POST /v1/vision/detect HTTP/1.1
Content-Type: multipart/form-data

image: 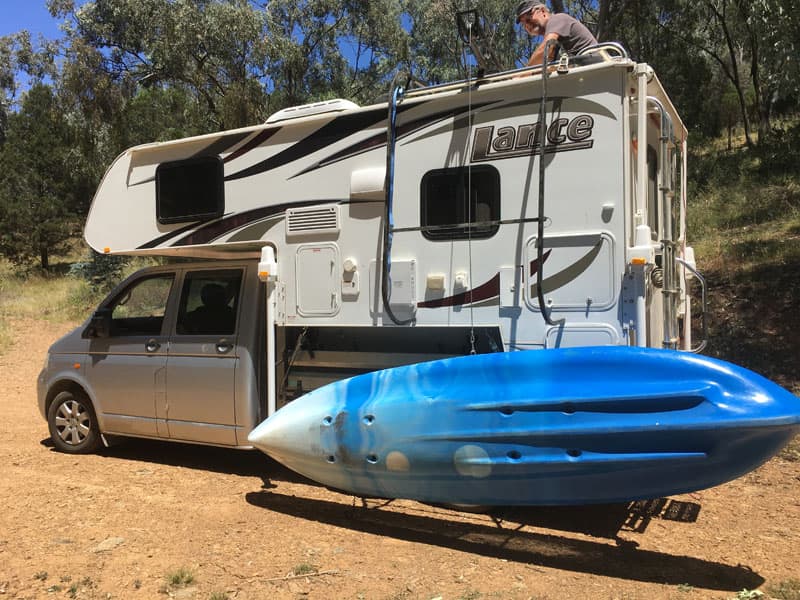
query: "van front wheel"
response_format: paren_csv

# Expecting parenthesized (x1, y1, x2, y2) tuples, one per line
(47, 390, 102, 454)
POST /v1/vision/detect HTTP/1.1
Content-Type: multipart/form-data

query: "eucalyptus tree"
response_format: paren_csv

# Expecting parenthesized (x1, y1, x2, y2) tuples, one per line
(628, 0, 800, 145)
(402, 0, 529, 84)
(262, 0, 355, 108)
(49, 0, 270, 130)
(734, 0, 800, 140)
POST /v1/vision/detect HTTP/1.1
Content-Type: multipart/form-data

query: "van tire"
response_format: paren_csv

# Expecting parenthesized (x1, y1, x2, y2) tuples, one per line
(47, 390, 102, 454)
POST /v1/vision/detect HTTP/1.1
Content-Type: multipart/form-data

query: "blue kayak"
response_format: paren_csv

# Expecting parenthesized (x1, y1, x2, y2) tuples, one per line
(248, 347, 800, 505)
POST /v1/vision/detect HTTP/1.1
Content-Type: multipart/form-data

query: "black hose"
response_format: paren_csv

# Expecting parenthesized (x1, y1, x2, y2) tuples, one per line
(381, 72, 414, 326)
(535, 40, 565, 328)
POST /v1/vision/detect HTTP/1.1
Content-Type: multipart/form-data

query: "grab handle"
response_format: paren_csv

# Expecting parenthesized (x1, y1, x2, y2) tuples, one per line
(676, 258, 708, 353)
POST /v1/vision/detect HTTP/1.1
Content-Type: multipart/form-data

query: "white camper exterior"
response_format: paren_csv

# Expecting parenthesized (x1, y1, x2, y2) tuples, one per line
(40, 49, 704, 451)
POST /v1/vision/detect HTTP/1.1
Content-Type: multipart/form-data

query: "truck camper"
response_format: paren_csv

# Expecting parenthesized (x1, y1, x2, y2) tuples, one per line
(38, 44, 706, 456)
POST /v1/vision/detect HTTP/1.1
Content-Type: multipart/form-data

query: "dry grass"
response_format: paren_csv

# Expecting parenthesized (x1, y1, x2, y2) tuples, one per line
(0, 251, 158, 355)
(0, 260, 95, 323)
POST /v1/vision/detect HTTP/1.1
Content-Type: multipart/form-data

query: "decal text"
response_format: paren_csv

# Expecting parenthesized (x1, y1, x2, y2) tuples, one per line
(471, 115, 595, 162)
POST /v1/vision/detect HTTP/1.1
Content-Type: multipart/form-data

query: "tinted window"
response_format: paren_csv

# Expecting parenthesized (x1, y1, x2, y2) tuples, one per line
(156, 156, 224, 224)
(110, 275, 174, 336)
(420, 166, 500, 240)
(176, 269, 243, 336)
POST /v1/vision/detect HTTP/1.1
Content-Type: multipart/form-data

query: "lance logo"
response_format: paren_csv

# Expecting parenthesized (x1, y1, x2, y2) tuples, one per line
(471, 115, 595, 162)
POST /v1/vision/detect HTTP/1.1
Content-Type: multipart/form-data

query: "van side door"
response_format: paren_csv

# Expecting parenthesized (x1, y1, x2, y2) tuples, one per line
(87, 272, 175, 437)
(163, 267, 244, 445)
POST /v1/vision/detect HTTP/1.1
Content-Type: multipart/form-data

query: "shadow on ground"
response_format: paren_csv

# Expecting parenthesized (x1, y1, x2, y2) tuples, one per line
(40, 436, 311, 483)
(245, 490, 762, 591)
(490, 496, 701, 540)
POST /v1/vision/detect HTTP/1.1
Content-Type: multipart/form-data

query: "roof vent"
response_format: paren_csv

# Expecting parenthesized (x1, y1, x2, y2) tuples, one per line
(266, 99, 359, 124)
(286, 205, 340, 238)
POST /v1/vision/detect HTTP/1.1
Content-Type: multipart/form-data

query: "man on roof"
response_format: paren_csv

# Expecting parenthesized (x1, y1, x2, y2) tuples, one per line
(516, 1, 597, 66)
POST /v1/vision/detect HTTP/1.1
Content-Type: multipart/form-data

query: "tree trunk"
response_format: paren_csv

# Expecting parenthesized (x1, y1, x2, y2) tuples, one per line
(40, 245, 49, 271)
(728, 115, 732, 151)
(710, 0, 754, 147)
(596, 0, 610, 41)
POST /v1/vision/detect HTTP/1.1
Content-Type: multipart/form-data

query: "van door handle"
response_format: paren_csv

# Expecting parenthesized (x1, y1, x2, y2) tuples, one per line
(216, 341, 233, 354)
(145, 339, 161, 352)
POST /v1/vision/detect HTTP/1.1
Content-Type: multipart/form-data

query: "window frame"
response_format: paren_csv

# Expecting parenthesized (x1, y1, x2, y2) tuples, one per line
(155, 155, 225, 225)
(174, 268, 245, 336)
(419, 165, 501, 241)
(106, 273, 176, 337)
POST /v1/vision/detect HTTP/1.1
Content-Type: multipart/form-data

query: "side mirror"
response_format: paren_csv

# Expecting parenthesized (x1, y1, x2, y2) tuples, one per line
(82, 308, 112, 339)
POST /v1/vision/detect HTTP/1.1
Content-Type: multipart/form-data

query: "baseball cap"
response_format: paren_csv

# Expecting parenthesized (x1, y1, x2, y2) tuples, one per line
(516, 0, 545, 22)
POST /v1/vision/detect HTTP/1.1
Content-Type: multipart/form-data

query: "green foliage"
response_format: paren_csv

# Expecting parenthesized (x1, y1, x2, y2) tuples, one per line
(686, 122, 800, 383)
(0, 84, 82, 270)
(68, 250, 129, 293)
(61, 0, 270, 129)
(292, 563, 318, 576)
(165, 567, 195, 587)
(403, 0, 529, 83)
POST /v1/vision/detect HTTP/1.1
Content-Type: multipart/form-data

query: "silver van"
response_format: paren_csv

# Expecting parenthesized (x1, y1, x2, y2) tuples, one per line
(38, 260, 265, 453)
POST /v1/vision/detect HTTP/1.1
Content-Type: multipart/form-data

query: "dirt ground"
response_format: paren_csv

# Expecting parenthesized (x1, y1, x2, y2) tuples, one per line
(1, 317, 798, 600)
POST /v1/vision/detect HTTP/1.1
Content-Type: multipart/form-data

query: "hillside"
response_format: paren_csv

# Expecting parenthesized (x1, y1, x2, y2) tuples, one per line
(688, 126, 800, 395)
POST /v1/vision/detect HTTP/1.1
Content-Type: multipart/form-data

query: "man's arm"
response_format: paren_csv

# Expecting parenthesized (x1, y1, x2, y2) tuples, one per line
(527, 32, 560, 66)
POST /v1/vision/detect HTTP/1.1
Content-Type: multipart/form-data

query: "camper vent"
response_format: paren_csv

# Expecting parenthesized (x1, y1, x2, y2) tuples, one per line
(266, 99, 359, 124)
(286, 205, 340, 238)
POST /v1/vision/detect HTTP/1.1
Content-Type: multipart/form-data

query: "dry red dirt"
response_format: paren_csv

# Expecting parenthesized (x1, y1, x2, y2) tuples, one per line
(1, 317, 798, 600)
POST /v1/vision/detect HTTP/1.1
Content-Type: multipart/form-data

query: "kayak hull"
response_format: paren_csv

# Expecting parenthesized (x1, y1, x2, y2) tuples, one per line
(248, 347, 800, 505)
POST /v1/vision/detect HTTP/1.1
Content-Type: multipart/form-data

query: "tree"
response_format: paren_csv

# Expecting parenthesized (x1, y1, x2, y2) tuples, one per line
(50, 0, 270, 129)
(0, 85, 79, 270)
(735, 0, 800, 141)
(1, 32, 59, 145)
(403, 0, 529, 84)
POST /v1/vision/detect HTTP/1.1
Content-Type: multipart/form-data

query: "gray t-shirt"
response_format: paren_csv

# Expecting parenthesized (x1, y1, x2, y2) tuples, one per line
(545, 13, 597, 55)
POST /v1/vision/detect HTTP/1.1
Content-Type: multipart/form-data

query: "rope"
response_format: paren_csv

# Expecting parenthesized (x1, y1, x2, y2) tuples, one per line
(467, 22, 476, 354)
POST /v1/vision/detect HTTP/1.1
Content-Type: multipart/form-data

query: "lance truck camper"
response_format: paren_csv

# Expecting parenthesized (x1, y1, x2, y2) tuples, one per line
(38, 45, 707, 455)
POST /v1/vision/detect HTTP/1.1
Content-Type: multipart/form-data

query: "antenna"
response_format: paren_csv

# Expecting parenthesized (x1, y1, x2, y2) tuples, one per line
(455, 9, 504, 74)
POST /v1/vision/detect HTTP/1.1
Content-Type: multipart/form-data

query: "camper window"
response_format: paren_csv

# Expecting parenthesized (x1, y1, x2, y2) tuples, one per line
(175, 269, 243, 336)
(420, 165, 500, 240)
(156, 156, 225, 224)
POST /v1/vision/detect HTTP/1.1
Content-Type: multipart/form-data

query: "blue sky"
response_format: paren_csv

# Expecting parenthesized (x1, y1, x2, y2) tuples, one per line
(1, 1, 66, 39)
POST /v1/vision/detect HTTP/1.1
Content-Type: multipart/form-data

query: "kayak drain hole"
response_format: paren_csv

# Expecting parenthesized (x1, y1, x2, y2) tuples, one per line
(322, 416, 333, 425)
(507, 450, 522, 460)
(500, 407, 514, 416)
(562, 403, 576, 415)
(363, 415, 375, 425)
(566, 449, 582, 458)
(366, 454, 378, 464)
(326, 455, 336, 463)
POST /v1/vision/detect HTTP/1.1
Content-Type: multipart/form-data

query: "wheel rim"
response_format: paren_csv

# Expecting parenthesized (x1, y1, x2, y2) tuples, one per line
(54, 400, 92, 446)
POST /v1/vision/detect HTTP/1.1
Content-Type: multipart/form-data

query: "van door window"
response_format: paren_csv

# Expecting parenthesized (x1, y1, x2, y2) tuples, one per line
(110, 275, 174, 336)
(176, 270, 243, 335)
